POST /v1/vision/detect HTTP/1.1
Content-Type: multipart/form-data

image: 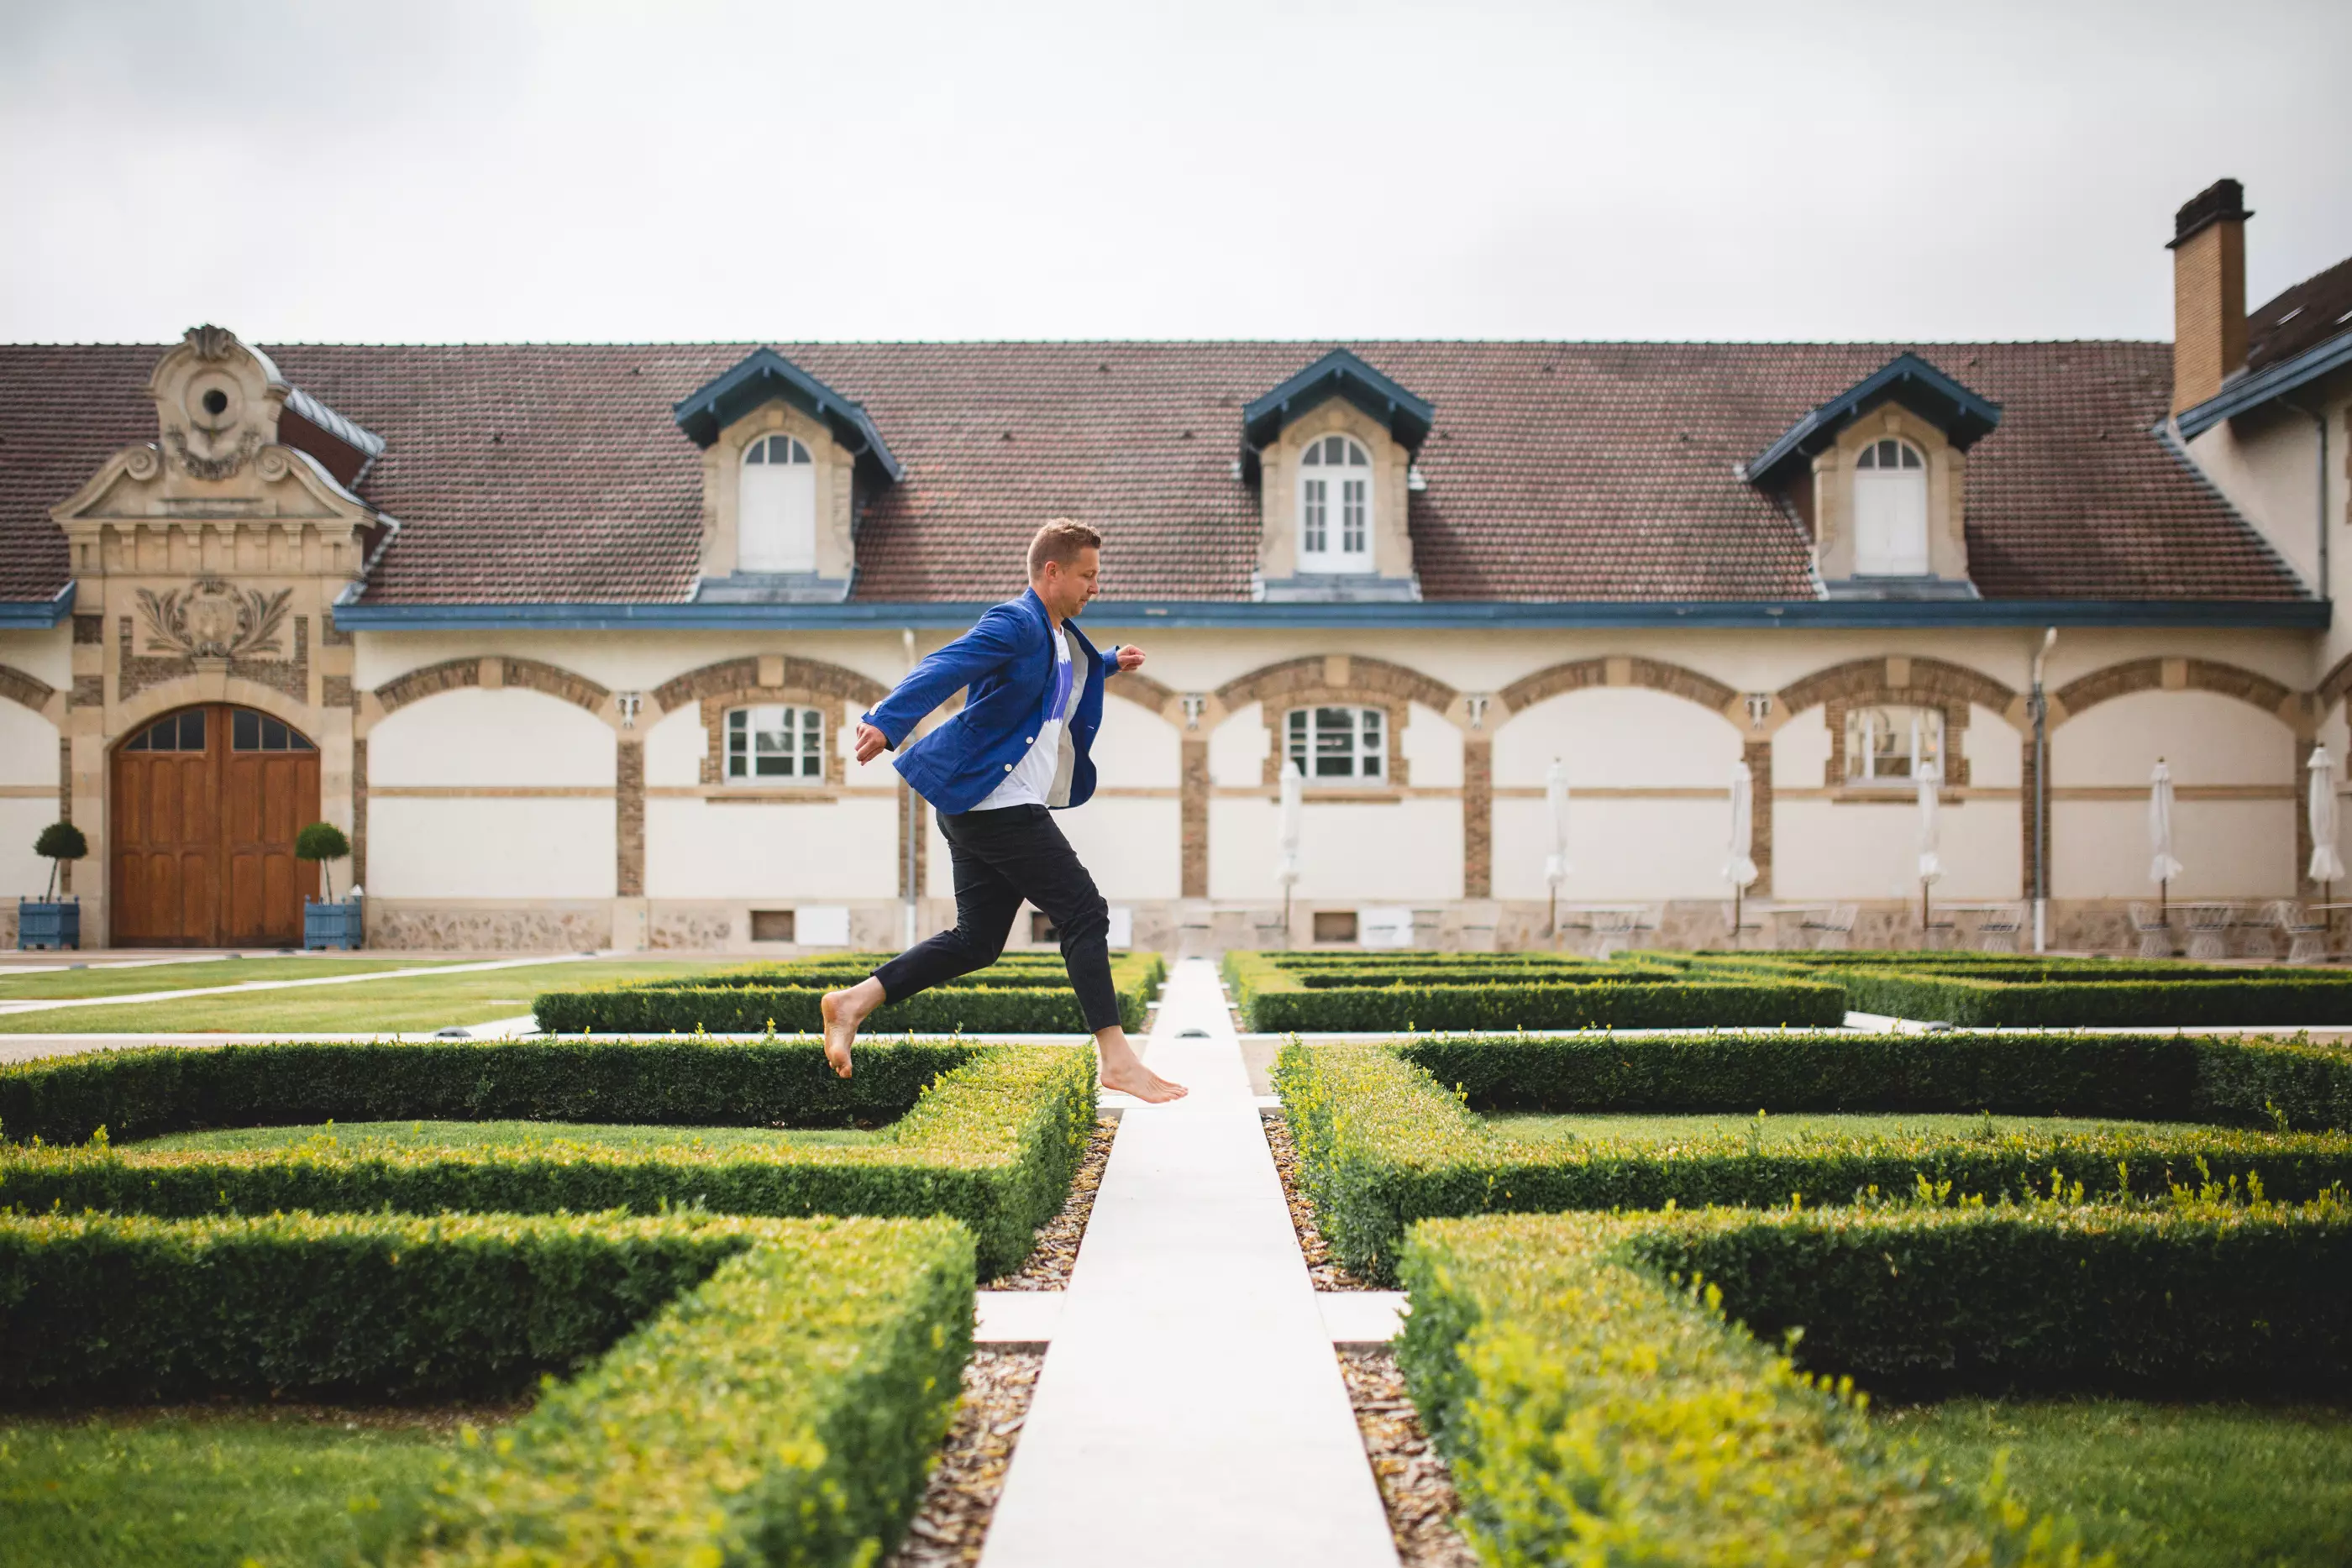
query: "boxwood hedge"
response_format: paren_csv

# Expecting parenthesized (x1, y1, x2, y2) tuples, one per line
(1275, 1033, 2352, 1279)
(1224, 950, 1844, 1031)
(1646, 948, 2352, 1026)
(1, 1210, 973, 1568)
(535, 951, 1165, 1035)
(0, 1039, 1091, 1277)
(1398, 1198, 2352, 1565)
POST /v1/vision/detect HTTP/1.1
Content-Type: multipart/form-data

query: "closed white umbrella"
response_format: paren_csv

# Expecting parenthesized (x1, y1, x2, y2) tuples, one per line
(2309, 745, 2344, 884)
(1725, 757, 1759, 940)
(1916, 758, 1944, 936)
(2149, 758, 2184, 911)
(1277, 758, 1304, 929)
(1544, 758, 1572, 936)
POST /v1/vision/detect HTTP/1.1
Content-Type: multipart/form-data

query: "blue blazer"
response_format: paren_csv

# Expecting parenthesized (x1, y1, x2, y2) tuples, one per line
(864, 590, 1123, 815)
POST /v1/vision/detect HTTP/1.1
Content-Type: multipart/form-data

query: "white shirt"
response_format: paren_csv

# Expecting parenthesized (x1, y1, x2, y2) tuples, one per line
(975, 625, 1074, 810)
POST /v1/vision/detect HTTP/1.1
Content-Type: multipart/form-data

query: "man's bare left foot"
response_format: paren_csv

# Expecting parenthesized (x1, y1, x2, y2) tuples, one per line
(819, 989, 862, 1078)
(1100, 1060, 1188, 1103)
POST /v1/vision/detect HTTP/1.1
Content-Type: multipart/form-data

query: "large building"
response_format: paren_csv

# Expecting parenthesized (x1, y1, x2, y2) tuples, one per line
(3, 179, 2347, 955)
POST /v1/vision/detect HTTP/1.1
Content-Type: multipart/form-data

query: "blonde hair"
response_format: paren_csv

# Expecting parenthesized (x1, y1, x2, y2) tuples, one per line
(1028, 517, 1102, 578)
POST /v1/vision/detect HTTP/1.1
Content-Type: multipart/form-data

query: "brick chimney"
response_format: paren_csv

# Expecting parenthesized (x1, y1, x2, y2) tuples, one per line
(2168, 178, 2252, 416)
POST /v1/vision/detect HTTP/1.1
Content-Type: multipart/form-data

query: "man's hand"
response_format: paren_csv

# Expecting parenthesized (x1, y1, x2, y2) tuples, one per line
(854, 721, 890, 764)
(1116, 645, 1147, 674)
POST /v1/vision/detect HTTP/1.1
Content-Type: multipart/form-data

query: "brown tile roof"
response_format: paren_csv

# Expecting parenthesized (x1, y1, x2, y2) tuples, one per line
(2247, 254, 2352, 375)
(0, 338, 2306, 606)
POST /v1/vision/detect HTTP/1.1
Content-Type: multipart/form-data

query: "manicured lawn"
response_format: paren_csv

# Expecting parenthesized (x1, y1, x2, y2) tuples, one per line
(1880, 1397, 2352, 1568)
(0, 960, 725, 1035)
(0, 1405, 480, 1567)
(0, 957, 454, 1003)
(133, 1119, 890, 1156)
(1484, 1109, 2166, 1149)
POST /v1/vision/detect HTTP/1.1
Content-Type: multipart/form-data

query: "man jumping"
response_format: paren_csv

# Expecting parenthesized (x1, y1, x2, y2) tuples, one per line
(820, 519, 1189, 1104)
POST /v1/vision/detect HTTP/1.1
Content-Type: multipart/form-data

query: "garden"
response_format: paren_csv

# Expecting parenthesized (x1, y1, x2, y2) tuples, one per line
(1272, 967, 2352, 1565)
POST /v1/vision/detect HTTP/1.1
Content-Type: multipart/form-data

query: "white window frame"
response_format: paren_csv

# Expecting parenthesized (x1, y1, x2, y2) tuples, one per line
(1286, 705, 1385, 782)
(1844, 704, 1942, 784)
(1297, 433, 1373, 574)
(739, 433, 816, 573)
(726, 704, 826, 784)
(1851, 436, 1929, 576)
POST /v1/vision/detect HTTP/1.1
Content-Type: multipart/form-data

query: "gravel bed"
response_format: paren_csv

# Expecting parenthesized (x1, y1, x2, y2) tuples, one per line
(986, 1114, 1116, 1290)
(883, 1348, 1045, 1567)
(1261, 1109, 1378, 1291)
(1339, 1347, 1478, 1567)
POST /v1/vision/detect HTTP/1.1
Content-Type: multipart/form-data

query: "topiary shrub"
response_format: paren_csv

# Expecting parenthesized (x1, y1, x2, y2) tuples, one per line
(293, 820, 352, 899)
(32, 821, 86, 900)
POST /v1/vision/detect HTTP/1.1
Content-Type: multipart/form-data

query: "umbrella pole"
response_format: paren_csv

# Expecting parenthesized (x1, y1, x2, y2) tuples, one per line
(1732, 886, 1742, 946)
(1920, 880, 1929, 946)
(1549, 886, 1558, 941)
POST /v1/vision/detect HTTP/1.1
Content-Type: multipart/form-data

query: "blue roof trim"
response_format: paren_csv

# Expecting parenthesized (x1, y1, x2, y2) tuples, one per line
(1241, 349, 1436, 452)
(1746, 353, 2003, 489)
(671, 349, 905, 480)
(2178, 332, 2352, 440)
(0, 583, 75, 629)
(328, 594, 2326, 633)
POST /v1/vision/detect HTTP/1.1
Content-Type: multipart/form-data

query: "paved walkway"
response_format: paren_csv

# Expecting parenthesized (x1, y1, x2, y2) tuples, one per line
(979, 958, 1398, 1568)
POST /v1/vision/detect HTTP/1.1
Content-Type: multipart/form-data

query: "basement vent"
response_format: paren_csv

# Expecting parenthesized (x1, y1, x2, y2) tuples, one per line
(750, 910, 795, 942)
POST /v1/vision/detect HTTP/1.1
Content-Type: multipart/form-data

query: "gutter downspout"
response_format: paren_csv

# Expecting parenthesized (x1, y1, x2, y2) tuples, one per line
(2281, 397, 2331, 601)
(2031, 627, 2057, 952)
(902, 627, 919, 947)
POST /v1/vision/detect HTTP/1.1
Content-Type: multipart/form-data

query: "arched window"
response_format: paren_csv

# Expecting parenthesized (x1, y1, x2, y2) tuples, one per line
(740, 434, 816, 573)
(1298, 434, 1372, 574)
(1852, 438, 1928, 576)
(1844, 704, 1941, 783)
(1287, 705, 1383, 780)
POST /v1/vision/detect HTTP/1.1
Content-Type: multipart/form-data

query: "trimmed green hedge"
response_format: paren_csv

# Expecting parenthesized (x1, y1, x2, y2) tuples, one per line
(0, 1036, 967, 1146)
(1274, 1036, 2352, 1279)
(1614, 1198, 2352, 1400)
(0, 1041, 1092, 1277)
(1642, 948, 2352, 1026)
(1396, 1209, 2087, 1565)
(1224, 950, 1844, 1031)
(1, 1210, 974, 1567)
(536, 951, 1166, 1034)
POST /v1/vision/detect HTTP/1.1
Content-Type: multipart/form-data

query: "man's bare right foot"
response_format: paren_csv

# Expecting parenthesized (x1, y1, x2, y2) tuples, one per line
(819, 989, 862, 1078)
(1100, 1060, 1188, 1104)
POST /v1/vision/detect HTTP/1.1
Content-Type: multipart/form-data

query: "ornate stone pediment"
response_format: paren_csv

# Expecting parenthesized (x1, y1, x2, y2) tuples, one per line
(134, 579, 292, 659)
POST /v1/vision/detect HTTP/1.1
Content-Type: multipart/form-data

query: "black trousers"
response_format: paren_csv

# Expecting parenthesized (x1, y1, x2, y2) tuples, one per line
(872, 803, 1121, 1034)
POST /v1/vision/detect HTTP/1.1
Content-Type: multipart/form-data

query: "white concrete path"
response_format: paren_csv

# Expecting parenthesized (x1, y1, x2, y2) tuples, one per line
(979, 958, 1397, 1568)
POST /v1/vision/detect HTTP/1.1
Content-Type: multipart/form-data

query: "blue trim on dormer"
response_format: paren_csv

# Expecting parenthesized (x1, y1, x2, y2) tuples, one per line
(1241, 349, 1436, 454)
(671, 349, 905, 480)
(1745, 353, 2003, 490)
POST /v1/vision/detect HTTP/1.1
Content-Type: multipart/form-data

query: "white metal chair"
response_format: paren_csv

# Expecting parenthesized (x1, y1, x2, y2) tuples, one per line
(1798, 904, 1858, 951)
(2271, 899, 2330, 965)
(1589, 905, 1657, 960)
(1974, 902, 2028, 953)
(2184, 902, 2236, 962)
(2128, 902, 2175, 959)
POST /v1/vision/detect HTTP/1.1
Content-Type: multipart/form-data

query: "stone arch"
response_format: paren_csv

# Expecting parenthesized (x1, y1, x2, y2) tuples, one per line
(1772, 655, 2020, 789)
(651, 654, 888, 716)
(1212, 653, 1460, 788)
(110, 674, 319, 743)
(370, 655, 613, 729)
(1498, 655, 1739, 721)
(0, 663, 58, 718)
(2055, 657, 2306, 733)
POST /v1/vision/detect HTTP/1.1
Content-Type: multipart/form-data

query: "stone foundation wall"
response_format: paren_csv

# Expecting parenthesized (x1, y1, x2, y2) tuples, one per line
(365, 901, 614, 952)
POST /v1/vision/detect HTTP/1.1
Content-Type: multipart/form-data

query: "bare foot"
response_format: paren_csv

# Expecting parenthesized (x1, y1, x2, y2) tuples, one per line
(1100, 1059, 1189, 1104)
(819, 988, 864, 1078)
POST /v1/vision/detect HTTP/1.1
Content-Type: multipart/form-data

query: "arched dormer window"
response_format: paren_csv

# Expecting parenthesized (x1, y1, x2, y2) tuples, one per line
(1852, 438, 1928, 576)
(741, 434, 816, 572)
(1298, 434, 1372, 574)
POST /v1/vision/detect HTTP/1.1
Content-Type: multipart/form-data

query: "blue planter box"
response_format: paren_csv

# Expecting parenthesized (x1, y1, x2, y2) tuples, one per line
(305, 897, 364, 951)
(18, 899, 81, 952)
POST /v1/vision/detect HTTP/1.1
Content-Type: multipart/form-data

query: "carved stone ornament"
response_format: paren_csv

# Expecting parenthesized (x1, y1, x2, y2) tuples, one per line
(165, 427, 261, 480)
(135, 578, 292, 659)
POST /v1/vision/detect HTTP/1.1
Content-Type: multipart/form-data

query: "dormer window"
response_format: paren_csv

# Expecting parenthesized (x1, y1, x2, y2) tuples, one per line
(1852, 438, 1928, 576)
(1298, 435, 1372, 574)
(741, 434, 816, 572)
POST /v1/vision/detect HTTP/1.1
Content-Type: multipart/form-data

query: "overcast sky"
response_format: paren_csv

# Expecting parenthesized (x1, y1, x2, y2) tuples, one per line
(3, 0, 2348, 346)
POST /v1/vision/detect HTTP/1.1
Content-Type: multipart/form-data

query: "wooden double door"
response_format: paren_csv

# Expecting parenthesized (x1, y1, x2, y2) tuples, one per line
(110, 704, 320, 947)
